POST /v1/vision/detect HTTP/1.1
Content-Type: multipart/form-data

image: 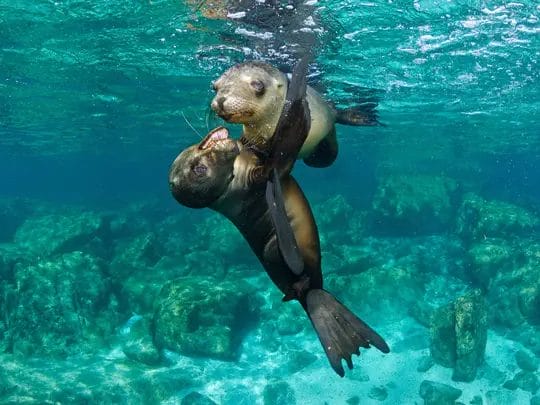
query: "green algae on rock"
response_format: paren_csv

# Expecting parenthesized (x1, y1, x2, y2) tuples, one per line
(325, 265, 422, 320)
(3, 251, 117, 357)
(456, 193, 539, 244)
(121, 316, 161, 366)
(14, 211, 109, 257)
(153, 277, 260, 360)
(467, 238, 516, 287)
(429, 289, 488, 382)
(487, 241, 540, 328)
(371, 174, 460, 235)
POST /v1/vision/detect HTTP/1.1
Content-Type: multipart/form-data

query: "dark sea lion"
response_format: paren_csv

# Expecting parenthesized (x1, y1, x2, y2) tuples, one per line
(169, 59, 389, 376)
(211, 60, 379, 168)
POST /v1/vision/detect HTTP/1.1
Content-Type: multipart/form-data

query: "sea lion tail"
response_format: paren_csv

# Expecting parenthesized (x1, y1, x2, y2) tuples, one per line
(335, 103, 381, 127)
(305, 289, 390, 377)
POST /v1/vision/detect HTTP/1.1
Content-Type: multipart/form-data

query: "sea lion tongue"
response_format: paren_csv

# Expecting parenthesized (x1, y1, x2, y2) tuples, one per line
(199, 126, 229, 150)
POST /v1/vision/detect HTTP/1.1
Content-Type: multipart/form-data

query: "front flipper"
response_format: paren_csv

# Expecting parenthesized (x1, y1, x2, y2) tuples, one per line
(262, 56, 311, 278)
(266, 55, 312, 176)
(265, 168, 304, 276)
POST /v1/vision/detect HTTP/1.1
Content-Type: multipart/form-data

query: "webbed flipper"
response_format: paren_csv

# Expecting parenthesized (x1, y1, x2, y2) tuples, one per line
(266, 55, 312, 176)
(263, 56, 312, 277)
(265, 168, 304, 276)
(306, 289, 390, 377)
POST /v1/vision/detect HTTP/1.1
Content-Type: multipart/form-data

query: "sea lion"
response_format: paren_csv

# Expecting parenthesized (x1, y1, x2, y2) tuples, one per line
(211, 60, 379, 168)
(169, 59, 389, 376)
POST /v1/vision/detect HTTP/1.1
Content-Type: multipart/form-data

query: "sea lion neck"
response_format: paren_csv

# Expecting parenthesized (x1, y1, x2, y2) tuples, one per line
(241, 103, 284, 147)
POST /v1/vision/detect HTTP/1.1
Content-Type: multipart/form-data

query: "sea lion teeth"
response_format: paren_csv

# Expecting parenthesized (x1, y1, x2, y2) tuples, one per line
(199, 127, 229, 150)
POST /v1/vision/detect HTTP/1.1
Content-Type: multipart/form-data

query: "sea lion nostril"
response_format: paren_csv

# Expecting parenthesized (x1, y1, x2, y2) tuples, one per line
(217, 96, 226, 110)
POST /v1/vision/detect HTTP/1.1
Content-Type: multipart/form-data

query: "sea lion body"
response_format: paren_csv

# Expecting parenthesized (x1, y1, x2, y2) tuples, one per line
(169, 126, 389, 376)
(170, 58, 388, 377)
(211, 61, 339, 167)
(168, 128, 321, 298)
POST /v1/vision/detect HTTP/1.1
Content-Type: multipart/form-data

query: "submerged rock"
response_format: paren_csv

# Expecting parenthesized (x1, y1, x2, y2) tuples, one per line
(417, 356, 435, 372)
(153, 277, 260, 360)
(516, 349, 539, 372)
(419, 380, 462, 405)
(430, 304, 456, 367)
(503, 370, 540, 394)
(110, 232, 162, 280)
(182, 391, 217, 405)
(488, 242, 540, 327)
(312, 194, 364, 245)
(14, 211, 108, 257)
(368, 386, 388, 401)
(371, 174, 459, 235)
(467, 238, 515, 287)
(456, 193, 539, 244)
(325, 265, 423, 320)
(485, 389, 522, 405)
(132, 370, 196, 403)
(286, 350, 318, 374)
(3, 251, 117, 357)
(263, 380, 296, 405)
(121, 316, 160, 366)
(430, 289, 488, 382)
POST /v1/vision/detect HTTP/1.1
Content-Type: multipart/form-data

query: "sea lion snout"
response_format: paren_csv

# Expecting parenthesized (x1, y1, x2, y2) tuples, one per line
(211, 96, 225, 115)
(169, 130, 240, 209)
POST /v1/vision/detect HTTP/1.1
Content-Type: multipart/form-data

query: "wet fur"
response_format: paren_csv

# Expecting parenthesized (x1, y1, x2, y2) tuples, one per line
(211, 61, 338, 167)
(169, 136, 389, 376)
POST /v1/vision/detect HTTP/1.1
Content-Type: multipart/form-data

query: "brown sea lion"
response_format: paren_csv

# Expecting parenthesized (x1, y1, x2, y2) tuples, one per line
(211, 60, 379, 168)
(169, 59, 389, 376)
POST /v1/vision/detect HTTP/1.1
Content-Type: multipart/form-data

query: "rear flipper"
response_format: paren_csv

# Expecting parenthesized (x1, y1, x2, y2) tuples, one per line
(305, 289, 390, 377)
(336, 102, 380, 126)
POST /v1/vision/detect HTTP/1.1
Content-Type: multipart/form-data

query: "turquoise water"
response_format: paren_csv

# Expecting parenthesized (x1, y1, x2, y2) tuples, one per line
(1, 0, 539, 403)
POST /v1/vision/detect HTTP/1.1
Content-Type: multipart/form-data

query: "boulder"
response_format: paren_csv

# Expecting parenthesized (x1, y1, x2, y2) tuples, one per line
(122, 316, 161, 365)
(419, 380, 462, 405)
(182, 392, 217, 405)
(14, 211, 108, 257)
(516, 349, 539, 372)
(263, 380, 296, 405)
(503, 371, 539, 394)
(153, 277, 260, 360)
(488, 246, 540, 327)
(371, 174, 459, 235)
(3, 251, 116, 357)
(467, 238, 514, 287)
(456, 193, 539, 244)
(430, 290, 487, 381)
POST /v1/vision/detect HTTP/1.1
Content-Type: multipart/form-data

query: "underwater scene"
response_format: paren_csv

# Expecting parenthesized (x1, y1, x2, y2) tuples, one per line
(1, 0, 539, 403)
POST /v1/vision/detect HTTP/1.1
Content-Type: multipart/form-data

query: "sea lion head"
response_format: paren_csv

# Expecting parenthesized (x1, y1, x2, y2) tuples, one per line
(169, 127, 239, 208)
(211, 61, 287, 125)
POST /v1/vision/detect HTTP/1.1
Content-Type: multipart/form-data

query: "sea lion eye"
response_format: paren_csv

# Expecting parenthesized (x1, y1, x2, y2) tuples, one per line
(250, 80, 265, 96)
(192, 164, 207, 176)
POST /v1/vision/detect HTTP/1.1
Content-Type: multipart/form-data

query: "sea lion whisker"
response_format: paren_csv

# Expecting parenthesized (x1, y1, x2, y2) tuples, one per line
(181, 110, 203, 139)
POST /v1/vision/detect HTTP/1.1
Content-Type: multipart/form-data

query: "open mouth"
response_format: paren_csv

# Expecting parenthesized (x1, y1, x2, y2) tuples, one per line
(199, 126, 230, 150)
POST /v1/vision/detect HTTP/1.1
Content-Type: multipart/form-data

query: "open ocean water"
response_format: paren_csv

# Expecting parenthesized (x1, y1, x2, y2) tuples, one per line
(1, 0, 539, 404)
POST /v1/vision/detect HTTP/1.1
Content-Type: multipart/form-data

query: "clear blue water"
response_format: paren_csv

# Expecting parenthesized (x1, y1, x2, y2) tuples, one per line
(1, 1, 539, 403)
